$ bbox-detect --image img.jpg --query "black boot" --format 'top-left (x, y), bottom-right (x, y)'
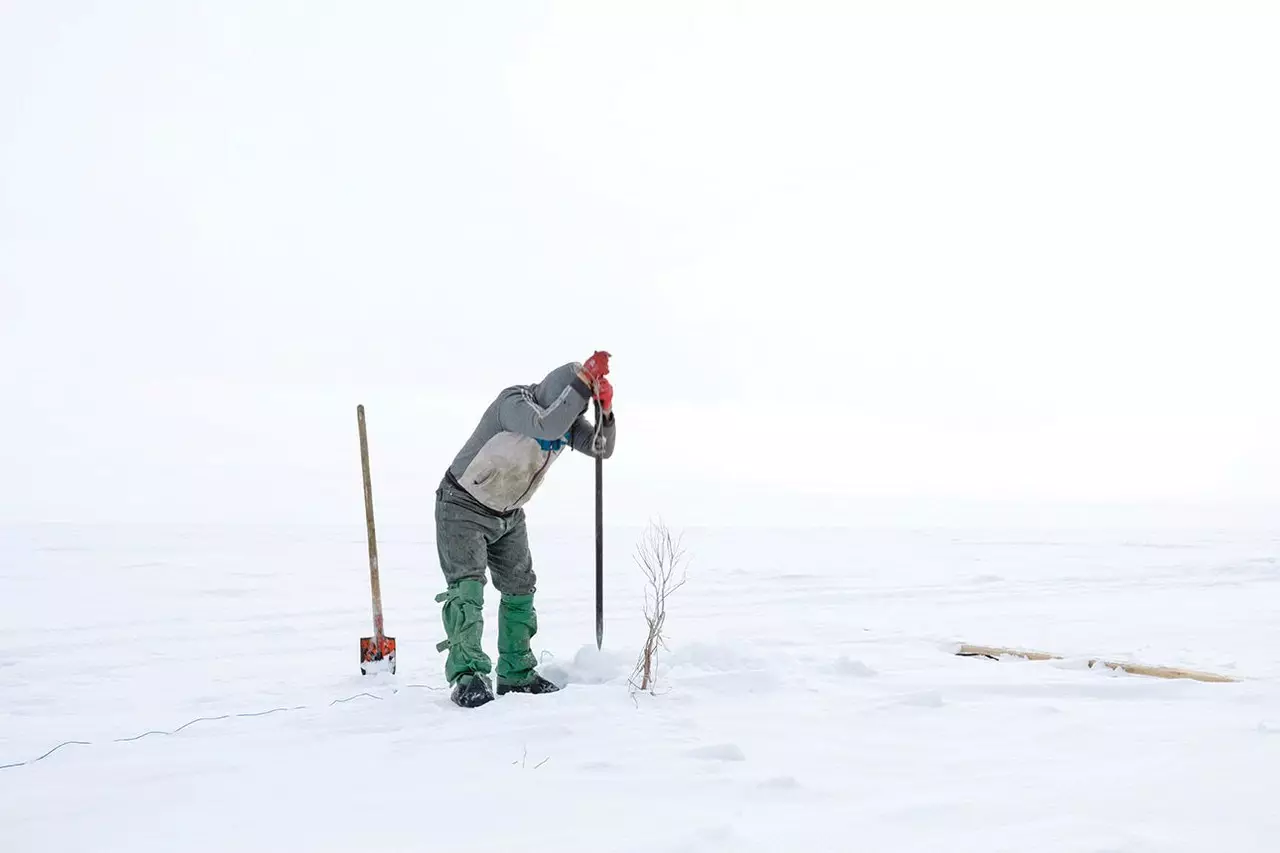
top-left (451, 674), bottom-right (494, 708)
top-left (497, 673), bottom-right (561, 696)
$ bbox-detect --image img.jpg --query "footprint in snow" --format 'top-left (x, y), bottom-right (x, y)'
top-left (687, 743), bottom-right (747, 762)
top-left (759, 775), bottom-right (801, 790)
top-left (672, 825), bottom-right (739, 853)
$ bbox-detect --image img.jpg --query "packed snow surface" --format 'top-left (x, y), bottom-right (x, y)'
top-left (2, 522), bottom-right (1278, 851)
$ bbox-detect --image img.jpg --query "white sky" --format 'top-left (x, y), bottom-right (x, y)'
top-left (3, 1), bottom-right (1278, 528)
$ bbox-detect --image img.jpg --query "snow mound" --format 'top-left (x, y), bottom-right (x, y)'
top-left (900, 690), bottom-right (945, 708)
top-left (665, 642), bottom-right (765, 673)
top-left (831, 656), bottom-right (877, 677)
top-left (537, 645), bottom-right (630, 687)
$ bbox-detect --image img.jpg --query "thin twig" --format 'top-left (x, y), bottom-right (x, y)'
top-left (629, 517), bottom-right (689, 695)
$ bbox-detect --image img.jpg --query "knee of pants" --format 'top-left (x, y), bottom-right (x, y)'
top-left (491, 564), bottom-right (536, 597)
top-left (436, 524), bottom-right (491, 586)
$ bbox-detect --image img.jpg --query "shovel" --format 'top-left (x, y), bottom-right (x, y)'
top-left (357, 404), bottom-right (396, 675)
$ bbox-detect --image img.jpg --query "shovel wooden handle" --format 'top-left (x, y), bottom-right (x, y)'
top-left (357, 404), bottom-right (385, 645)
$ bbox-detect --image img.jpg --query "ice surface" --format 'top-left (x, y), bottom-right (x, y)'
top-left (2, 522), bottom-right (1279, 852)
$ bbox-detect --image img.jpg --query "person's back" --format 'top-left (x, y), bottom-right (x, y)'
top-left (443, 361), bottom-right (613, 515)
top-left (432, 352), bottom-right (616, 707)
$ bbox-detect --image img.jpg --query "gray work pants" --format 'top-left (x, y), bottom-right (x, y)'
top-left (434, 475), bottom-right (537, 596)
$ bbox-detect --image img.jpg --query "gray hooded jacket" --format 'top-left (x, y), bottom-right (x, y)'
top-left (444, 362), bottom-right (616, 514)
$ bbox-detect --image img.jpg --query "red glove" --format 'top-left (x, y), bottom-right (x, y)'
top-left (596, 376), bottom-right (613, 414)
top-left (582, 350), bottom-right (611, 383)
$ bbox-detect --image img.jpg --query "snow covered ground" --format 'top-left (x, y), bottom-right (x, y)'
top-left (2, 520), bottom-right (1278, 852)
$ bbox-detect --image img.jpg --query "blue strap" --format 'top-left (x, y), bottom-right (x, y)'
top-left (534, 431), bottom-right (571, 452)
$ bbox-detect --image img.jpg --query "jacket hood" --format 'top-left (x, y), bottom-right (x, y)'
top-left (532, 362), bottom-right (586, 410)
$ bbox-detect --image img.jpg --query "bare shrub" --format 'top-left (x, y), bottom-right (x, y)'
top-left (629, 518), bottom-right (689, 694)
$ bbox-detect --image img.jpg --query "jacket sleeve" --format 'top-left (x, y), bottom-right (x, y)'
top-left (496, 379), bottom-right (592, 441)
top-left (570, 411), bottom-right (616, 459)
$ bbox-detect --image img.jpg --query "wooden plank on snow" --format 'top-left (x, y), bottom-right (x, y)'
top-left (955, 643), bottom-right (1240, 683)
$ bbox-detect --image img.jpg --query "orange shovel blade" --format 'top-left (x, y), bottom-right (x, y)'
top-left (360, 636), bottom-right (396, 675)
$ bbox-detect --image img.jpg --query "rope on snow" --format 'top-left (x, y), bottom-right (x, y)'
top-left (0, 683), bottom-right (445, 771)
